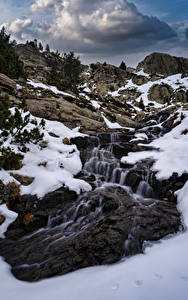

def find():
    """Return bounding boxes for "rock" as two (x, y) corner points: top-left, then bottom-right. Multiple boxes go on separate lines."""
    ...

(174, 89), (188, 103)
(0, 73), (17, 90)
(132, 74), (149, 85)
(25, 97), (104, 131)
(0, 214), (5, 225)
(0, 181), (10, 204)
(23, 213), (34, 225)
(0, 185), (181, 281)
(148, 83), (173, 104)
(10, 174), (34, 186)
(63, 137), (71, 145)
(137, 52), (188, 76)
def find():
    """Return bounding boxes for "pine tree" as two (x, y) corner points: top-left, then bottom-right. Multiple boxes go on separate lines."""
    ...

(38, 42), (43, 51)
(0, 27), (26, 79)
(119, 61), (127, 71)
(61, 52), (83, 93)
(47, 51), (83, 93)
(45, 44), (50, 52)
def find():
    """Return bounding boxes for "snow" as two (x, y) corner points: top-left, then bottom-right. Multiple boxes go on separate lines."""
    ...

(28, 80), (76, 98)
(82, 83), (91, 93)
(134, 68), (150, 78)
(131, 132), (148, 142)
(103, 115), (124, 129)
(91, 100), (101, 109)
(103, 114), (135, 131)
(0, 110), (91, 198)
(79, 92), (90, 100)
(0, 204), (18, 238)
(16, 84), (22, 90)
(107, 74), (188, 109)
(121, 110), (188, 179)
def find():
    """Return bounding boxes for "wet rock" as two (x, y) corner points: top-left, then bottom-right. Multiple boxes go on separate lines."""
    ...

(0, 186), (181, 282)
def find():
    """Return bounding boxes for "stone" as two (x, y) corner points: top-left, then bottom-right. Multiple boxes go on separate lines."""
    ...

(0, 214), (5, 225)
(148, 84), (173, 104)
(0, 73), (17, 90)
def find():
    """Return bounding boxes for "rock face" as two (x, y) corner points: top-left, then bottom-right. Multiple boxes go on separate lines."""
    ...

(137, 52), (188, 76)
(25, 97), (104, 130)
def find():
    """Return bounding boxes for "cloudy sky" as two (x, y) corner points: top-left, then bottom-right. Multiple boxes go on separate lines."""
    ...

(0, 0), (188, 66)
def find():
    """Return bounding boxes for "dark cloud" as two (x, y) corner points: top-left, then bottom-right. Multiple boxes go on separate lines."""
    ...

(185, 28), (188, 39)
(33, 0), (176, 56)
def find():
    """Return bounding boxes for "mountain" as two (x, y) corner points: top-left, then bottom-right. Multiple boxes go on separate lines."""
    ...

(0, 43), (188, 290)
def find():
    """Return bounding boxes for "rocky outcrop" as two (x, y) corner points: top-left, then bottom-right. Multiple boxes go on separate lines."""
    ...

(88, 62), (129, 95)
(0, 73), (17, 90)
(148, 83), (174, 104)
(137, 52), (188, 76)
(23, 97), (103, 130)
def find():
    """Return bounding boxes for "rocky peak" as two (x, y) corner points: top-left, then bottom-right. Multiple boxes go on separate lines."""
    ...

(137, 52), (188, 76)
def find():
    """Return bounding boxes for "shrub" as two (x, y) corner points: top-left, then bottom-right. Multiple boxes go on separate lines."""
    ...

(0, 91), (45, 170)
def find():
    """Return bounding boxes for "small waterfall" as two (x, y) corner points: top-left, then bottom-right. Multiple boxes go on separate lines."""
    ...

(83, 129), (155, 199)
(136, 181), (153, 198)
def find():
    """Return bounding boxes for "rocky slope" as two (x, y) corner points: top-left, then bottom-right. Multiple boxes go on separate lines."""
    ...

(0, 47), (188, 281)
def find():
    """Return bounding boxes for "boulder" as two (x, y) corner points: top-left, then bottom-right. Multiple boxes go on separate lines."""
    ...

(0, 73), (17, 90)
(148, 83), (173, 104)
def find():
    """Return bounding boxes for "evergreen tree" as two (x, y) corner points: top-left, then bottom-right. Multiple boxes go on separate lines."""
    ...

(38, 42), (43, 51)
(119, 61), (127, 71)
(47, 51), (83, 93)
(61, 52), (83, 93)
(138, 97), (145, 110)
(0, 27), (26, 79)
(45, 44), (50, 52)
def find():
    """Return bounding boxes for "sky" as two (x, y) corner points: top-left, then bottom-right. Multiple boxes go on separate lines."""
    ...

(0, 0), (187, 66)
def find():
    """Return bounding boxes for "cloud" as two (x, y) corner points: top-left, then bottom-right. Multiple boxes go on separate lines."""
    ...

(8, 18), (33, 40)
(31, 0), (63, 14)
(31, 0), (176, 55)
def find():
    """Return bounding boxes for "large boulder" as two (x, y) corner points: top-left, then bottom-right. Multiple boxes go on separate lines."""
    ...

(137, 52), (188, 76)
(148, 83), (173, 104)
